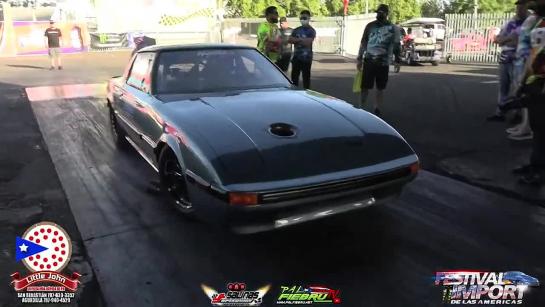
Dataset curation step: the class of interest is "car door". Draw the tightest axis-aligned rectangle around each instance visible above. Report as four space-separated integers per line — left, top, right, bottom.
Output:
128 53 164 161
119 52 158 159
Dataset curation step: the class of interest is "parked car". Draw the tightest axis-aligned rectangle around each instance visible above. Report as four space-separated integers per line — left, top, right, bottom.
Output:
106 44 419 233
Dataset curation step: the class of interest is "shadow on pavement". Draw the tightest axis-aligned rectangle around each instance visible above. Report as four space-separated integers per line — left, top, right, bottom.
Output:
6 64 48 70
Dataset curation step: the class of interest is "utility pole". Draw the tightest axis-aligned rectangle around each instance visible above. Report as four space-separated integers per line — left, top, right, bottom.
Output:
366 0 369 14
474 0 478 16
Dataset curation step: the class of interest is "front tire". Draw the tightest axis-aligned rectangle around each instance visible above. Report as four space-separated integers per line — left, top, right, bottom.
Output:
158 147 194 216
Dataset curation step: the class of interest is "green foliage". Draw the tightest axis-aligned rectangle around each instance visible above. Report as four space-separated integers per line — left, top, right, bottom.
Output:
421 0 445 18
445 0 515 14
225 0 425 21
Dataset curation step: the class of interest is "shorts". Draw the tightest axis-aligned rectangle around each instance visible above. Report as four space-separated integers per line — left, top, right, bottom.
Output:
48 48 60 59
361 59 389 90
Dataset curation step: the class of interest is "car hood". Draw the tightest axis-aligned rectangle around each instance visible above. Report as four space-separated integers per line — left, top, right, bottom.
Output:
158 89 415 187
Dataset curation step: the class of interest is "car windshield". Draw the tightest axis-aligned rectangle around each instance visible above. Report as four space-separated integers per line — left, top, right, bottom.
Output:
155 48 291 94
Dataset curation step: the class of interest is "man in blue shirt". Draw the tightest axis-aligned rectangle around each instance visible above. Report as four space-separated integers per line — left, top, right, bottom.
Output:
356 4 401 116
289 10 316 89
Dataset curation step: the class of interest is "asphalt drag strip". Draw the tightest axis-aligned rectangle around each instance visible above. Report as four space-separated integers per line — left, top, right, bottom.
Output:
27 84 545 307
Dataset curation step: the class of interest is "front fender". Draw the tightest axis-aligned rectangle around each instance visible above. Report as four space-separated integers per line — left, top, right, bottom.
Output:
157 133 221 188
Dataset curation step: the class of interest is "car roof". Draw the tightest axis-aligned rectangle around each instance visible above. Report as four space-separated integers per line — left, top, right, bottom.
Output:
138 43 256 53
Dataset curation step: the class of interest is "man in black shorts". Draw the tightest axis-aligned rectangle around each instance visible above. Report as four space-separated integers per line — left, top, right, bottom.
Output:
356 4 400 115
44 20 62 70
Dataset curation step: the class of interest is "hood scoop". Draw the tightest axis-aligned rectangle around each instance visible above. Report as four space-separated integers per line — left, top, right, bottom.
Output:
269 123 297 138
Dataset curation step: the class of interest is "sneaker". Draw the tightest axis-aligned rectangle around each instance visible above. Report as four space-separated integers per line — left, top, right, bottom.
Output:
506 126 521 134
486 114 505 122
508 132 533 141
58 66 63 70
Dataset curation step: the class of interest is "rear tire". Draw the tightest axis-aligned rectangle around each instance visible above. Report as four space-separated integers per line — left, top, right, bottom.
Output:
432 61 439 66
108 103 130 151
158 147 194 217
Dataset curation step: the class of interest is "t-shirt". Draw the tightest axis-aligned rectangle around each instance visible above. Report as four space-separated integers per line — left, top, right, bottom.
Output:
498 17 524 63
525 17 545 86
516 14 537 65
279 27 293 56
291 26 316 62
257 22 281 62
44 27 62 48
358 20 400 66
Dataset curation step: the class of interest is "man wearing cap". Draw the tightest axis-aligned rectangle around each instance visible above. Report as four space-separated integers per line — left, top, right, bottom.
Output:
44 20 62 70
356 4 401 116
487 0 529 122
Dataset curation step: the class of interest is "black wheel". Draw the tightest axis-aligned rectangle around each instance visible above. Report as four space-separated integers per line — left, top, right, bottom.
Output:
432 61 439 66
158 147 194 216
108 103 130 150
446 55 452 64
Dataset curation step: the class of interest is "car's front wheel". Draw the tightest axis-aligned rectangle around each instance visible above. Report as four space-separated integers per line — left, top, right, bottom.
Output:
158 147 194 216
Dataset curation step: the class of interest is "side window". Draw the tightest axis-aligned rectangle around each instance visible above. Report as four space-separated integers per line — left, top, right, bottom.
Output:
127 53 153 92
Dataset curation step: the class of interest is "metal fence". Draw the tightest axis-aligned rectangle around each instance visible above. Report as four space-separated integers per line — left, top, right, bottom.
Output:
81 12 513 64
444 13 511 63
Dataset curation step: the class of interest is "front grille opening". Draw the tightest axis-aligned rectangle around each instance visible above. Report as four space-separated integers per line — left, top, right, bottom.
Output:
261 167 411 203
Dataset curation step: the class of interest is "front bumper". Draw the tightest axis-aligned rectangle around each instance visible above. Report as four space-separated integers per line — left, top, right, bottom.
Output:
227 173 412 233
187 168 416 234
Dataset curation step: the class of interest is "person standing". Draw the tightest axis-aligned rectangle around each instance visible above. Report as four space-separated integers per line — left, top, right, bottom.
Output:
511 0 545 185
289 10 316 89
44 20 62 70
276 17 293 72
257 6 281 63
356 4 401 116
487 2 528 121
507 0 534 140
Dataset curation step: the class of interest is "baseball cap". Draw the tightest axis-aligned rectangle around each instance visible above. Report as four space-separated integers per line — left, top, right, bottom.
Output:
376 4 390 13
514 0 527 4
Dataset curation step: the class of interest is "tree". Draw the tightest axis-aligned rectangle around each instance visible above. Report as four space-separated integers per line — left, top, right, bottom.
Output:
225 0 423 20
421 0 445 18
445 0 515 14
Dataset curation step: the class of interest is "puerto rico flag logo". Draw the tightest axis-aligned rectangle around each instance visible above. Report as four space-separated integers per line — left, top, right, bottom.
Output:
10 222 81 303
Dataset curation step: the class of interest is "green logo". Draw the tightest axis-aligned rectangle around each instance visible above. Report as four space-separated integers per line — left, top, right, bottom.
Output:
277 285 341 304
